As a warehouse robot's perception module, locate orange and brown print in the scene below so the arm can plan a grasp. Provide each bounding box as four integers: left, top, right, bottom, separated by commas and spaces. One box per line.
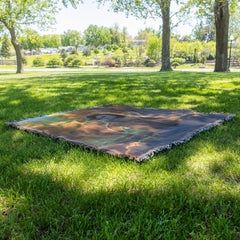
5, 104, 235, 161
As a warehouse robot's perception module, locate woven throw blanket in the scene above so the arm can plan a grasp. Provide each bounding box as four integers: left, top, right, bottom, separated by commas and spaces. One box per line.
5, 104, 235, 162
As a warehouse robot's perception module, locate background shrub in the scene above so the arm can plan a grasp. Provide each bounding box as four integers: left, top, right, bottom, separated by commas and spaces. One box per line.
64, 56, 84, 67
94, 48, 100, 54
200, 56, 207, 64
103, 49, 108, 55
94, 58, 101, 66
47, 57, 63, 68
33, 56, 45, 67
144, 58, 156, 67
102, 57, 116, 67
126, 60, 134, 67
60, 49, 68, 60
122, 47, 128, 53
64, 56, 75, 66
22, 56, 28, 65
82, 49, 91, 57
171, 62, 180, 68
123, 53, 130, 67
114, 49, 124, 55
112, 44, 119, 51
70, 48, 78, 55
71, 57, 83, 67
133, 58, 143, 67
112, 55, 123, 67
106, 45, 112, 51
170, 58, 185, 65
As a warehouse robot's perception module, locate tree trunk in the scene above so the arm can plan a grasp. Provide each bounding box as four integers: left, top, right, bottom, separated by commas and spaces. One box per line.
214, 0, 229, 72
9, 27, 24, 73
160, 0, 172, 71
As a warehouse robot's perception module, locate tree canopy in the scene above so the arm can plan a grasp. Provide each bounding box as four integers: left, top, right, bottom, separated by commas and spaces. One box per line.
187, 0, 239, 71
61, 30, 83, 49
0, 0, 82, 73
0, 36, 11, 59
229, 5, 240, 40
96, 0, 184, 71
0, 0, 59, 30
84, 25, 111, 47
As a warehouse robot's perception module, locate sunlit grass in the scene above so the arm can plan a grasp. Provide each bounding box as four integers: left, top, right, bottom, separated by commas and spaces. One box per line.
0, 71, 239, 239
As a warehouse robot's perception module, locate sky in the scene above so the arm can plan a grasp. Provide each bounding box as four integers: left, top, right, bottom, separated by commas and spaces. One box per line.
40, 1, 195, 37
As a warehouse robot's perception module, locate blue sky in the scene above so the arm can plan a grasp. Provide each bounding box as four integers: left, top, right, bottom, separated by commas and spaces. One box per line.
41, 1, 195, 37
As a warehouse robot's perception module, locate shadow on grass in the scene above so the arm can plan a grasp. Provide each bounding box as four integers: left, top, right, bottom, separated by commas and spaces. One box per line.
1, 143, 240, 239
1, 72, 238, 117
1, 71, 239, 163
0, 71, 240, 239
1, 71, 239, 169
0, 129, 240, 239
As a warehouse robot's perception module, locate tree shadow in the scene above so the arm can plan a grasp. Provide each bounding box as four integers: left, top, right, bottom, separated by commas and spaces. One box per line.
1, 71, 239, 168
1, 151, 240, 239
0, 71, 240, 239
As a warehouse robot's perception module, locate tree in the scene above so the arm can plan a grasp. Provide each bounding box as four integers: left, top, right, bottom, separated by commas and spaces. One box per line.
84, 25, 111, 47
60, 49, 68, 60
20, 29, 42, 51
96, 0, 177, 71
188, 0, 239, 72
0, 0, 60, 73
193, 21, 215, 42
1, 36, 11, 59
180, 35, 193, 42
159, 0, 172, 71
146, 36, 162, 63
134, 28, 154, 45
229, 5, 240, 40
40, 34, 61, 48
0, 0, 82, 73
61, 30, 83, 49
121, 27, 129, 44
214, 0, 229, 71
109, 24, 121, 45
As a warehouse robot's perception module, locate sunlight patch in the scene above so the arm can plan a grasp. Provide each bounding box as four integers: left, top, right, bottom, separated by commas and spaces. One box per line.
5, 104, 235, 162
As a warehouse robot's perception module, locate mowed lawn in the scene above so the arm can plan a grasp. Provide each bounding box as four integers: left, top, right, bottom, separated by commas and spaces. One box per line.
0, 71, 239, 239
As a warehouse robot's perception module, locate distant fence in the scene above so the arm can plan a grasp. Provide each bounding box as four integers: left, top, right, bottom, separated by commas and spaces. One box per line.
206, 60, 215, 64
231, 61, 240, 67
185, 59, 239, 67
0, 59, 17, 65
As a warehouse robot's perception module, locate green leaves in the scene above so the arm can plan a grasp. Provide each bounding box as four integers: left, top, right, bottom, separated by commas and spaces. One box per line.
62, 0, 83, 9
0, 0, 82, 73
0, 0, 60, 31
0, 36, 11, 58
61, 30, 83, 48
84, 25, 111, 47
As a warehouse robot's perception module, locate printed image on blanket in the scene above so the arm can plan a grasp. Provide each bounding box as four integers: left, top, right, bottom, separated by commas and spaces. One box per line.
5, 104, 235, 161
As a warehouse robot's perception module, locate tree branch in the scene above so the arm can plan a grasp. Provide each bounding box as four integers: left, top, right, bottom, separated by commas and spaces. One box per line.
0, 17, 11, 30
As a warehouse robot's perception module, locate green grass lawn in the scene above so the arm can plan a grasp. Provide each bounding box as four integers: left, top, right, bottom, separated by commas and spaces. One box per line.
0, 71, 239, 239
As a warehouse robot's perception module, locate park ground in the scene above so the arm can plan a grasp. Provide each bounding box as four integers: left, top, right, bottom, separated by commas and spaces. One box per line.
0, 71, 240, 239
